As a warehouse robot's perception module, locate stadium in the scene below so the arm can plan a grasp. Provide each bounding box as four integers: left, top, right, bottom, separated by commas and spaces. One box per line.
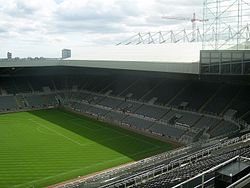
1, 0, 250, 188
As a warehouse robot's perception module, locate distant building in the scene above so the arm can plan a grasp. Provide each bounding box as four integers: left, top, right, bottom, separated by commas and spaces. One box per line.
62, 49, 71, 59
7, 52, 12, 59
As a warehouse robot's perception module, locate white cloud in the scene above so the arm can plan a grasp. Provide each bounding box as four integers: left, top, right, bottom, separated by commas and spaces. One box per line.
0, 0, 203, 57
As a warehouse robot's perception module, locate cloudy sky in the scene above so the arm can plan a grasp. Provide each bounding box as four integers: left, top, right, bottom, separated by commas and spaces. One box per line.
0, 0, 202, 58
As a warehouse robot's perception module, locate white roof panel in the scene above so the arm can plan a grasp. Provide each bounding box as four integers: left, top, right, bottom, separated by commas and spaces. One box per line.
0, 43, 201, 74
68, 42, 202, 63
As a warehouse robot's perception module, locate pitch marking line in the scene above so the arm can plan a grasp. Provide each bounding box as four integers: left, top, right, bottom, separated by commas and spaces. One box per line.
11, 147, 161, 188
29, 119, 85, 146
36, 127, 56, 136
58, 110, 161, 148
28, 119, 133, 147
59, 111, 104, 130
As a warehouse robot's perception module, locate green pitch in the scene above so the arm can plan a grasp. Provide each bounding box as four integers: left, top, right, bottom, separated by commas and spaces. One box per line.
0, 109, 173, 188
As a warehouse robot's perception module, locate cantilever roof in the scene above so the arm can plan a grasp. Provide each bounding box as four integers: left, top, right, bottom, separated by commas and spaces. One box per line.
68, 42, 202, 63
0, 43, 202, 74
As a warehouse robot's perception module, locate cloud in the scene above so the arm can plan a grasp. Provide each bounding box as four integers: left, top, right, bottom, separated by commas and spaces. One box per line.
0, 0, 203, 57
52, 0, 142, 34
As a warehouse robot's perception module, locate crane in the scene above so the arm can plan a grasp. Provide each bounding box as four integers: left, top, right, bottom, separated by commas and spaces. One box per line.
162, 13, 208, 42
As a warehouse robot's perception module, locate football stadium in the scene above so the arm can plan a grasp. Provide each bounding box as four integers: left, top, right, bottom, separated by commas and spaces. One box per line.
1, 0, 250, 188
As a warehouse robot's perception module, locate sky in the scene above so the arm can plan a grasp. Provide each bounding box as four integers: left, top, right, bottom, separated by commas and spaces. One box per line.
0, 0, 202, 58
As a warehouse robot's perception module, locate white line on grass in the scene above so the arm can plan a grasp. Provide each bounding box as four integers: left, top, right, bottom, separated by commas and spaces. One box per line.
29, 119, 134, 147
59, 111, 103, 130
36, 127, 56, 136
29, 119, 85, 146
11, 147, 160, 188
58, 111, 160, 148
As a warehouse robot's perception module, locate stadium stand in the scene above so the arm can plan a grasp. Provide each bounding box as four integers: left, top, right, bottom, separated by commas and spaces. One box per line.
194, 116, 221, 129
0, 96, 18, 111
117, 100, 142, 113
25, 94, 58, 108
29, 77, 55, 92
142, 79, 189, 105
0, 78, 18, 94
134, 104, 167, 120
101, 76, 136, 96
105, 111, 127, 122
98, 97, 124, 109
0, 68, 245, 146
209, 121, 239, 137
122, 116, 154, 130
13, 77, 33, 93
225, 85, 250, 118
1, 51, 250, 188
170, 81, 221, 111
150, 123, 185, 139
58, 132, 250, 188
202, 84, 241, 115
120, 78, 159, 100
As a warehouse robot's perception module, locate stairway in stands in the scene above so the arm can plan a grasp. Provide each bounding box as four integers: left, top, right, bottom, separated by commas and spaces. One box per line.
15, 95, 28, 108
166, 81, 191, 106
199, 84, 224, 112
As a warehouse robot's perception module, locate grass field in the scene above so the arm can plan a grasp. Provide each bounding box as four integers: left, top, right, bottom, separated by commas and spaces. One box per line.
0, 109, 173, 188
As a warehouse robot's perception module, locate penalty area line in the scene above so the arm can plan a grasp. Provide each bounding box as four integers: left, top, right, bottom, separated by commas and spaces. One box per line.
29, 118, 85, 146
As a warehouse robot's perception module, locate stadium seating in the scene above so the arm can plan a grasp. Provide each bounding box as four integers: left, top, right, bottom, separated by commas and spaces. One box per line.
209, 121, 238, 137
13, 78, 33, 93
142, 79, 189, 105
174, 110, 201, 126
225, 85, 250, 118
122, 116, 154, 130
1, 66, 250, 188
105, 111, 127, 121
117, 101, 142, 113
202, 84, 240, 114
87, 106, 109, 117
15, 95, 28, 108
194, 116, 220, 129
68, 101, 92, 112
120, 78, 158, 100
0, 96, 18, 111
67, 81, 244, 142
134, 104, 167, 120
69, 92, 89, 101
0, 78, 18, 94
150, 123, 185, 139
101, 77, 135, 96
29, 77, 55, 92
170, 81, 221, 111
66, 133, 250, 188
84, 93, 105, 104
98, 97, 124, 109
0, 72, 248, 144
25, 94, 58, 108
80, 75, 109, 92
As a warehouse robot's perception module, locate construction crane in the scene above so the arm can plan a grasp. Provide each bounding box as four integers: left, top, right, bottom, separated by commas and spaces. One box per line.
162, 13, 208, 42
